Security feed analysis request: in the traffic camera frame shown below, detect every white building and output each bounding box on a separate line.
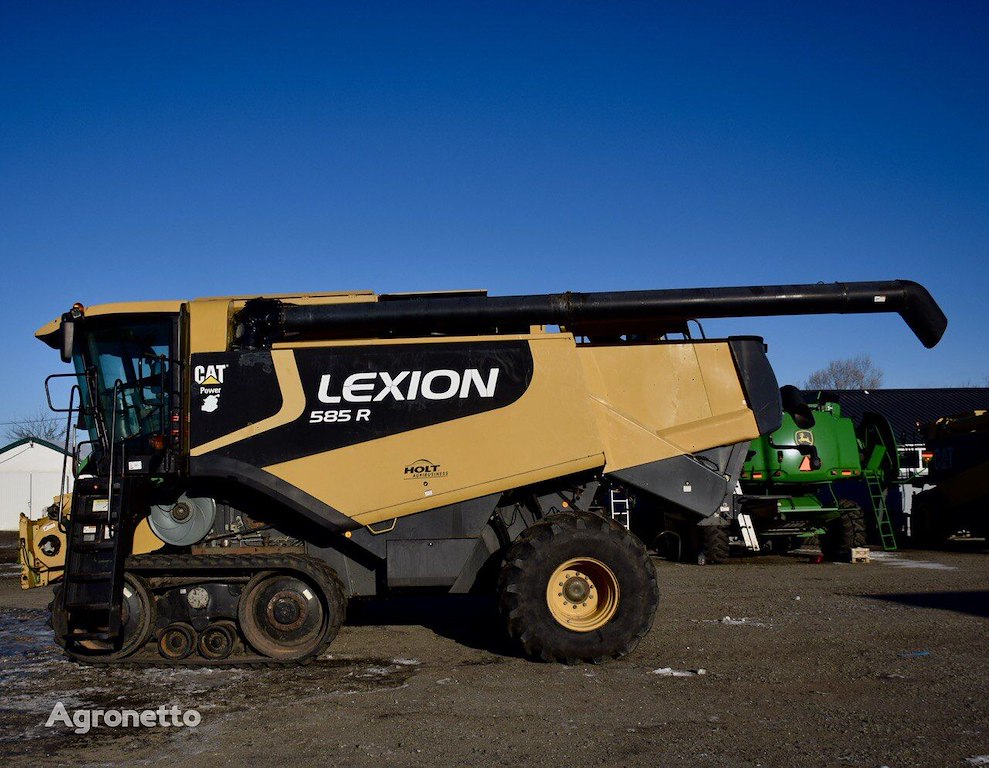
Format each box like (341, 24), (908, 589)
(0, 438), (74, 530)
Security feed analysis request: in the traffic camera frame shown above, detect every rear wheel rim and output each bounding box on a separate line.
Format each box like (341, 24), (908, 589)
(545, 557), (620, 632)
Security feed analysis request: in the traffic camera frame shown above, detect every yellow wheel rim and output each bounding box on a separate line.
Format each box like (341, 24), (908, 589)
(545, 557), (620, 632)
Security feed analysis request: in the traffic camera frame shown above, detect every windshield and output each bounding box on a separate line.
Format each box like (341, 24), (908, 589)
(74, 319), (174, 443)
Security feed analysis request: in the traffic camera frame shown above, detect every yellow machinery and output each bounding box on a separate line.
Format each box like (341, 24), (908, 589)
(24, 280), (945, 664)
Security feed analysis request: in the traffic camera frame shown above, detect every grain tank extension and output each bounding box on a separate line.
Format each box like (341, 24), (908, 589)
(30, 280), (945, 665)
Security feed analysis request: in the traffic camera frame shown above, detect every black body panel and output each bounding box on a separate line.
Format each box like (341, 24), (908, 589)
(188, 455), (358, 533)
(190, 341), (533, 467)
(729, 337), (783, 435)
(611, 447), (746, 522)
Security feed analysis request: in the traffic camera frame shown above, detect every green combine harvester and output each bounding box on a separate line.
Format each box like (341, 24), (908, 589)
(734, 387), (900, 560)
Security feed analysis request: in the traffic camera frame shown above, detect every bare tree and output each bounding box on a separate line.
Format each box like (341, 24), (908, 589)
(805, 354), (884, 390)
(4, 407), (68, 446)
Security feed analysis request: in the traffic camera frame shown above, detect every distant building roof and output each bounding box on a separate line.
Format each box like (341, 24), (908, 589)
(0, 437), (68, 457)
(801, 388), (989, 445)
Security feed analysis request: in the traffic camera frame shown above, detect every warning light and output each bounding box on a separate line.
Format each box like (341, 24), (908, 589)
(799, 456), (811, 471)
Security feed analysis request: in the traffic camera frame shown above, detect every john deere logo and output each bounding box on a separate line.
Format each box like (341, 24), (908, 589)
(794, 430), (814, 446)
(403, 459), (449, 480)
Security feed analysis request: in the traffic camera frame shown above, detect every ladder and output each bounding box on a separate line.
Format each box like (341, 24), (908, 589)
(609, 489), (631, 530)
(866, 474), (897, 551)
(736, 512), (761, 552)
(61, 478), (128, 644)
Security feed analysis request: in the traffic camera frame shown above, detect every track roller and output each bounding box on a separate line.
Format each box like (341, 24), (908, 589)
(158, 622), (197, 660)
(198, 621), (238, 660)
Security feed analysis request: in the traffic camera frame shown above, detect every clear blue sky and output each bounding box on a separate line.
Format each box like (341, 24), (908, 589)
(1, 1), (987, 432)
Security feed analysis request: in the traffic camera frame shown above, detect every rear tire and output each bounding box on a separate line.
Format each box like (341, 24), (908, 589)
(820, 500), (866, 561)
(498, 511), (659, 664)
(698, 525), (730, 564)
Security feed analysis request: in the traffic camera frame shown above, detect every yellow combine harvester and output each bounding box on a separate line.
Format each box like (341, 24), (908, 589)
(22, 281), (945, 665)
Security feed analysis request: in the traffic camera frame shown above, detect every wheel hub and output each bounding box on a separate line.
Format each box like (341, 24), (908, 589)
(268, 590), (307, 630)
(545, 557), (620, 632)
(563, 575), (590, 603)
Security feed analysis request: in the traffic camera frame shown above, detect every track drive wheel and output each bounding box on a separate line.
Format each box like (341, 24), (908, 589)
(238, 566), (345, 661)
(820, 500), (867, 561)
(498, 511), (659, 664)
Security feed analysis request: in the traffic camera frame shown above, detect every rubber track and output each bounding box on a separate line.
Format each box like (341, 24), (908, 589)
(55, 551), (346, 668)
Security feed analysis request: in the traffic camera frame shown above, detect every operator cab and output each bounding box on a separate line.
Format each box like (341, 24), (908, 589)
(37, 303), (182, 475)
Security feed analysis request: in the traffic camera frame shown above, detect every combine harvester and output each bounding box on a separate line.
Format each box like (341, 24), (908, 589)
(910, 410), (989, 545)
(21, 280), (945, 665)
(728, 389), (901, 562)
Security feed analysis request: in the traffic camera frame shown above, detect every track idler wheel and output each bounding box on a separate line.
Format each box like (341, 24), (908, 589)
(238, 569), (344, 661)
(198, 621), (237, 660)
(158, 622), (197, 660)
(55, 573), (156, 661)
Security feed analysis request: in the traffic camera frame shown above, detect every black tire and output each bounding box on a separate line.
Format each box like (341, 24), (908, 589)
(498, 511), (659, 664)
(698, 525), (730, 564)
(820, 500), (867, 561)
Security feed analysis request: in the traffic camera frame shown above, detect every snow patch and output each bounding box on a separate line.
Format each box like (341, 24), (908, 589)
(651, 667), (706, 677)
(870, 552), (956, 570)
(703, 616), (770, 627)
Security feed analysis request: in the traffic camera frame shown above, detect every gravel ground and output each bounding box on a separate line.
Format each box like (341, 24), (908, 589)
(1, 533), (987, 767)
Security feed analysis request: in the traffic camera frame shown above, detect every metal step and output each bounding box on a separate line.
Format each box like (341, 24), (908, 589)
(63, 601), (115, 612)
(70, 541), (117, 553)
(67, 571), (115, 583)
(66, 630), (114, 641)
(71, 512), (115, 524)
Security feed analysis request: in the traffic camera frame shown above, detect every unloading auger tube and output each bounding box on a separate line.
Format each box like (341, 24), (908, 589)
(233, 280), (947, 348)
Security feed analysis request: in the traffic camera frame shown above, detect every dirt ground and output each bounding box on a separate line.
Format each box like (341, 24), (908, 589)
(1, 533), (987, 768)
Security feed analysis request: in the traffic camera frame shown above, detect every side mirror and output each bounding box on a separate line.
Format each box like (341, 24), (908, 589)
(780, 384), (816, 429)
(60, 319), (75, 363)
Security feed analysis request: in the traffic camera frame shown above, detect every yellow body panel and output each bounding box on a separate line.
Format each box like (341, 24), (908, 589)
(576, 342), (758, 471)
(263, 335), (605, 525)
(19, 514), (65, 588)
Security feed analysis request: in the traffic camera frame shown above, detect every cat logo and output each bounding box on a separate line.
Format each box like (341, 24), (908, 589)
(194, 364), (228, 386)
(794, 430), (814, 446)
